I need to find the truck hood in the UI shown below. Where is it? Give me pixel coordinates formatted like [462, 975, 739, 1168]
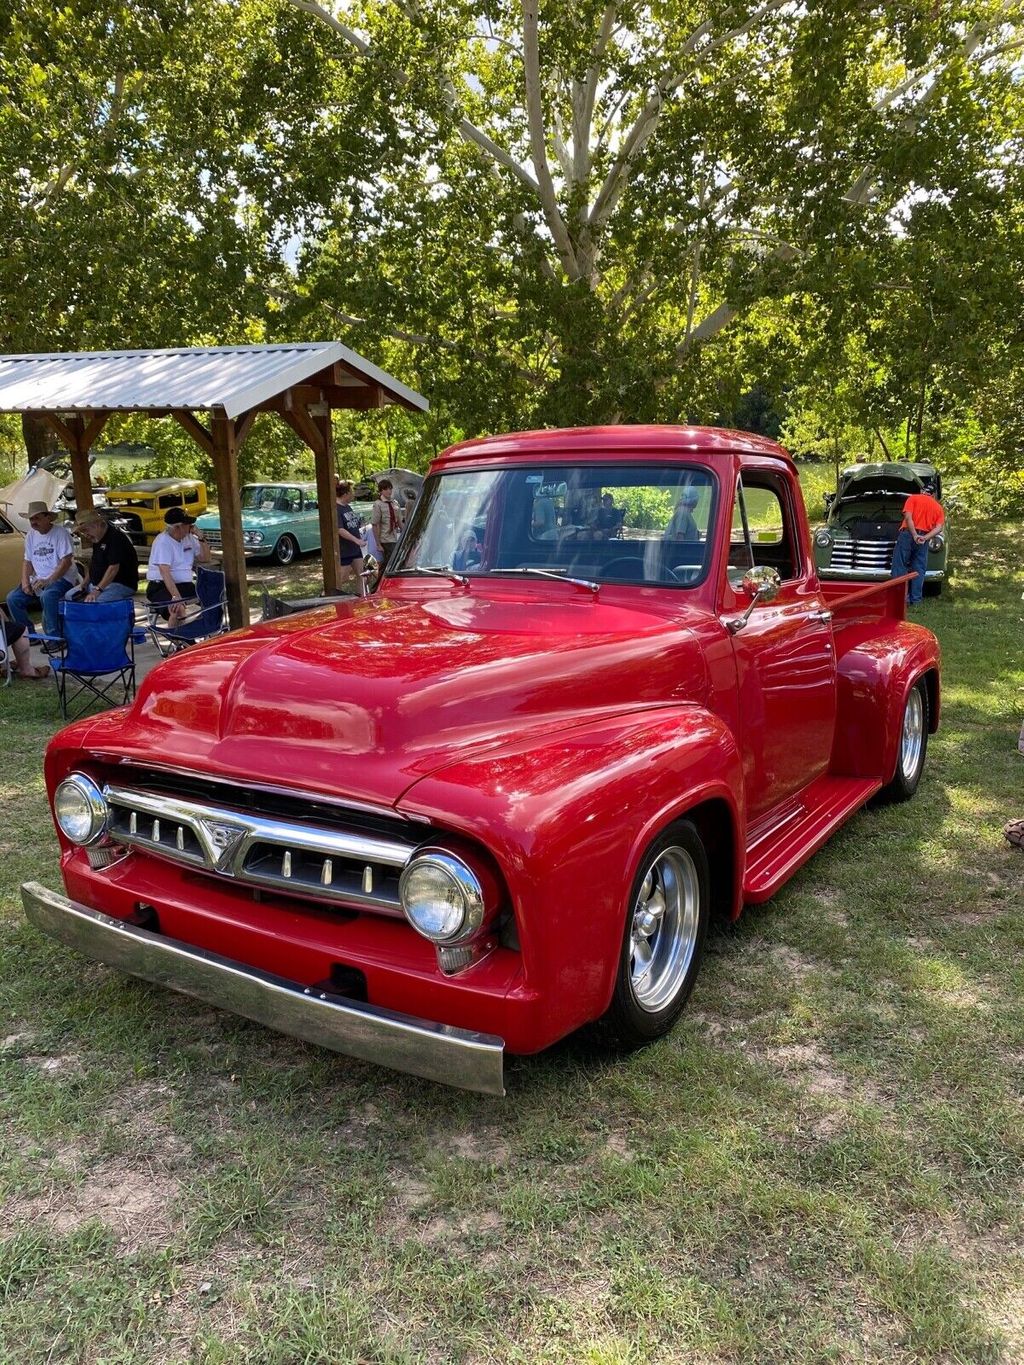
[120, 590, 710, 806]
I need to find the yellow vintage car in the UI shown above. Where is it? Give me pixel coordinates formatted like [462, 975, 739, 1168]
[0, 506, 26, 601]
[105, 478, 208, 545]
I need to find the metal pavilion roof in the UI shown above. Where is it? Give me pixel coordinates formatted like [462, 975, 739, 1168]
[0, 342, 428, 421]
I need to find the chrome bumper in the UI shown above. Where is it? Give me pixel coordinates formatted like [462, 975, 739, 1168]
[21, 881, 505, 1096]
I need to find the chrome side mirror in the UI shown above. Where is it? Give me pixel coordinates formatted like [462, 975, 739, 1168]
[740, 566, 781, 602]
[727, 566, 782, 634]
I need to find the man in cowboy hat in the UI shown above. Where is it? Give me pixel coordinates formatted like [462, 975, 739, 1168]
[71, 508, 139, 604]
[6, 500, 79, 643]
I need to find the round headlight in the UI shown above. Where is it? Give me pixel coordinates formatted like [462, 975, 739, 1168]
[815, 530, 832, 547]
[54, 773, 109, 846]
[928, 534, 944, 552]
[399, 851, 486, 944]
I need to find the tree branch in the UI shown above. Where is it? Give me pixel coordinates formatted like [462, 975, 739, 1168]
[521, 0, 579, 275]
[284, 0, 542, 196]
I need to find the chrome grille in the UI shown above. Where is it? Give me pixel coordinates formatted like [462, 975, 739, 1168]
[104, 784, 417, 917]
[204, 529, 222, 547]
[830, 539, 894, 572]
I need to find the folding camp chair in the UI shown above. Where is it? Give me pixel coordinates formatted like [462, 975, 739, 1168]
[49, 597, 136, 722]
[0, 609, 12, 688]
[148, 566, 228, 657]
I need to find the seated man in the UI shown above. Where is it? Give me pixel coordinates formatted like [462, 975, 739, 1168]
[145, 506, 211, 623]
[71, 510, 139, 604]
[452, 530, 482, 570]
[6, 500, 79, 647]
[664, 490, 700, 542]
[590, 494, 624, 540]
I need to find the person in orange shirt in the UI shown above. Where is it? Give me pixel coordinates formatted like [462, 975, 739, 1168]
[891, 489, 944, 605]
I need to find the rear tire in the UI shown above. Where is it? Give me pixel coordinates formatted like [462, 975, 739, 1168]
[923, 581, 942, 598]
[272, 535, 298, 566]
[599, 820, 709, 1048]
[879, 678, 928, 803]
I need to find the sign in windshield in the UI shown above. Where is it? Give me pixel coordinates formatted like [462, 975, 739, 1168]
[393, 464, 717, 587]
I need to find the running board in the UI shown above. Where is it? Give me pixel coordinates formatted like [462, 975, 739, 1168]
[743, 776, 882, 904]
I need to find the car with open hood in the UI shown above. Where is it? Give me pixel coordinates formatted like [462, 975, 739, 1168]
[23, 427, 941, 1096]
[814, 460, 947, 595]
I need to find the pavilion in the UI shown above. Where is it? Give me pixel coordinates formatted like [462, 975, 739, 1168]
[0, 343, 429, 629]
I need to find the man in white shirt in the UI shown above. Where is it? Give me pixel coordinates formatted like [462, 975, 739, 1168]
[6, 500, 79, 643]
[145, 506, 211, 623]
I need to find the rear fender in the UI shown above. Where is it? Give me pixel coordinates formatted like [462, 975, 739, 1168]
[830, 622, 940, 780]
[398, 706, 744, 1042]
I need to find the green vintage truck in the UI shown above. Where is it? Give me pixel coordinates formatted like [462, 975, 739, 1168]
[813, 461, 948, 597]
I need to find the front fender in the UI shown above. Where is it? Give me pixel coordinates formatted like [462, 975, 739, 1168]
[398, 705, 744, 1046]
[830, 621, 941, 780]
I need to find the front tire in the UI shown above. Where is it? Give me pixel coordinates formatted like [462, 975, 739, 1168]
[272, 534, 298, 566]
[600, 821, 710, 1047]
[879, 678, 928, 803]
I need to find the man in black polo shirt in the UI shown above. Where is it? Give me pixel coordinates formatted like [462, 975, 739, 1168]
[72, 509, 139, 604]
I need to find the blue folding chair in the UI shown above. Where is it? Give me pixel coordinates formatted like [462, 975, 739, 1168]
[50, 598, 136, 722]
[148, 566, 228, 657]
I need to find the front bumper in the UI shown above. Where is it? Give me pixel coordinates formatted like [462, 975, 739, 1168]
[21, 881, 505, 1096]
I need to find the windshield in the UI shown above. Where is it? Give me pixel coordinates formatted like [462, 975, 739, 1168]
[240, 486, 303, 513]
[392, 463, 717, 587]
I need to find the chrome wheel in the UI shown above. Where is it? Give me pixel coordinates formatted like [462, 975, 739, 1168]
[273, 535, 298, 565]
[900, 686, 925, 784]
[629, 845, 701, 1013]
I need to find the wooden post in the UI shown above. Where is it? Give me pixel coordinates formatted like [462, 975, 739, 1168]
[41, 412, 108, 513]
[210, 411, 249, 630]
[313, 407, 340, 597]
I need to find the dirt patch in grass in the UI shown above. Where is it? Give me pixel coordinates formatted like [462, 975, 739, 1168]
[758, 1040, 889, 1108]
[5, 1158, 181, 1251]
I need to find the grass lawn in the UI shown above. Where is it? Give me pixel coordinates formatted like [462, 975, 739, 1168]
[1, 516, 1022, 1363]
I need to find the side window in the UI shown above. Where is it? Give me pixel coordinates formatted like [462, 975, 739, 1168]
[304, 492, 318, 511]
[729, 476, 799, 582]
[184, 488, 199, 505]
[159, 492, 184, 509]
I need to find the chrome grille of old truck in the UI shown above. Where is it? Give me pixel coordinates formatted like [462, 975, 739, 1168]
[103, 784, 417, 916]
[830, 539, 893, 572]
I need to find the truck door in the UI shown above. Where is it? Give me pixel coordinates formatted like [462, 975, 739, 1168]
[723, 471, 838, 818]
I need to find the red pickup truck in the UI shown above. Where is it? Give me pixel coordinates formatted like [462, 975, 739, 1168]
[23, 427, 940, 1095]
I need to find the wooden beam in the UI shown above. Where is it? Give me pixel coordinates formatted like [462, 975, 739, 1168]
[278, 402, 326, 460]
[210, 413, 249, 631]
[313, 411, 340, 598]
[234, 408, 258, 454]
[40, 413, 78, 452]
[171, 411, 214, 458]
[80, 413, 109, 451]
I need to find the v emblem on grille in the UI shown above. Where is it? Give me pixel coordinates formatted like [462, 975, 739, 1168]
[198, 819, 248, 867]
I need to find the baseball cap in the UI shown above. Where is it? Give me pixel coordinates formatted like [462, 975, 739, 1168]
[164, 507, 197, 526]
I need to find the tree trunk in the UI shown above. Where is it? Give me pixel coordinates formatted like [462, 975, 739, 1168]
[21, 413, 57, 467]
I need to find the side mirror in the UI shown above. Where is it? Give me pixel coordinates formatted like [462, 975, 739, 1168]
[727, 566, 782, 633]
[740, 565, 781, 602]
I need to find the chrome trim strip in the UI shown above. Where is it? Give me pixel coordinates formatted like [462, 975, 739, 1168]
[818, 568, 944, 580]
[21, 881, 505, 1096]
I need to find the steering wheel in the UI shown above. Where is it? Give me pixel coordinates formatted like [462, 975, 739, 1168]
[602, 556, 681, 584]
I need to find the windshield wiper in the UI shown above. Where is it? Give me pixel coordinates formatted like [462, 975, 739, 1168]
[396, 565, 469, 586]
[497, 566, 600, 594]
